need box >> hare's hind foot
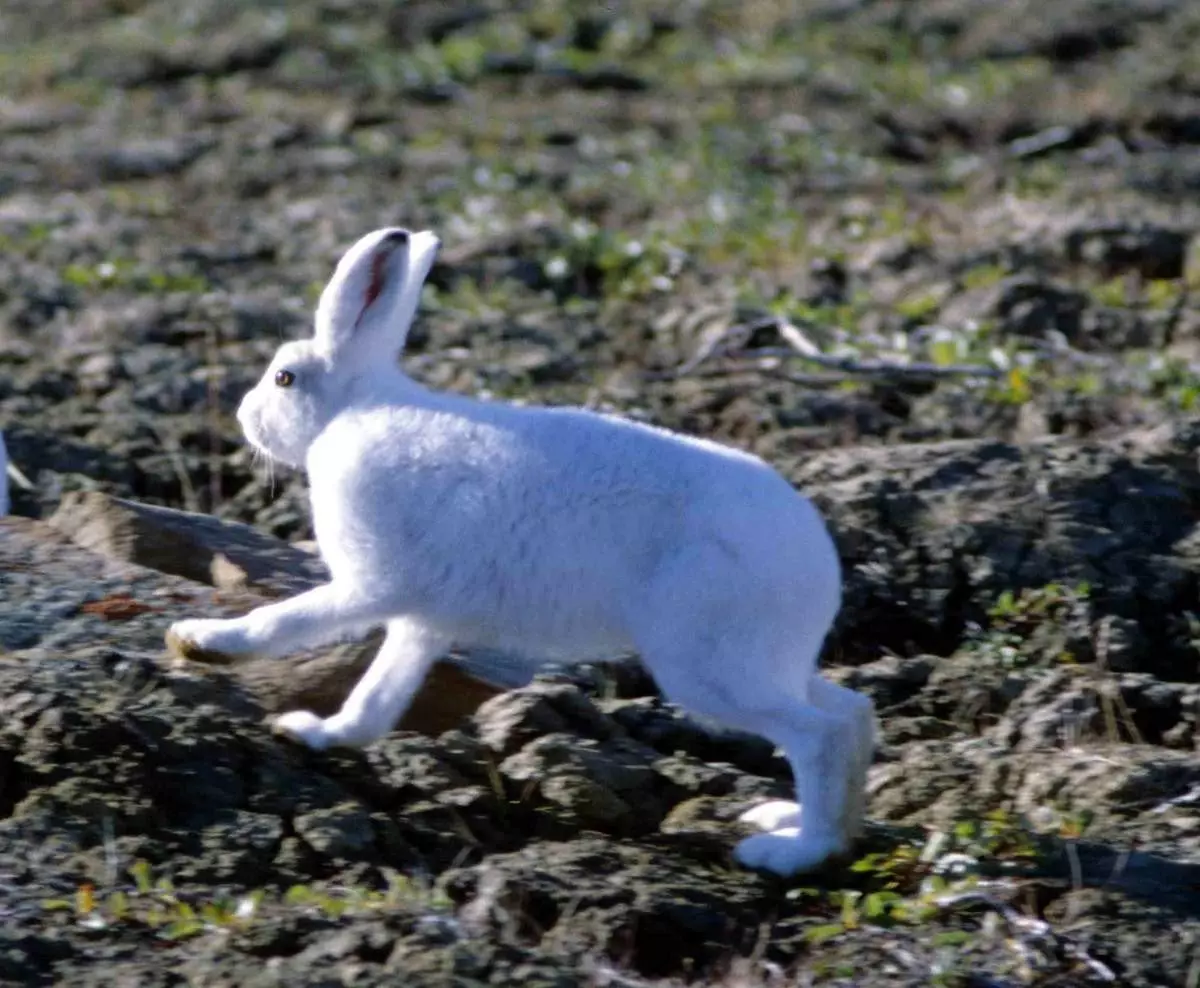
[734,828,848,876]
[738,799,801,832]
[271,706,395,750]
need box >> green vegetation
[61,260,209,295]
[965,583,1093,670]
[40,860,452,942]
[783,806,1077,987]
[2,0,1185,429]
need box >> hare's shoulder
[306,403,531,482]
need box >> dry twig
[674,315,1003,382]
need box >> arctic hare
[166,228,875,876]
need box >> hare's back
[308,400,816,561]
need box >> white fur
[167,227,875,876]
[0,431,8,515]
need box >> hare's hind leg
[809,678,875,840]
[738,679,875,841]
[632,539,856,875]
[731,700,858,875]
[274,618,449,750]
[634,608,861,875]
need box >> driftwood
[48,491,326,597]
[45,492,530,736]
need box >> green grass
[61,260,209,295]
[965,583,1093,671]
[40,859,452,942]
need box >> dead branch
[674,315,1003,381]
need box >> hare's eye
[274,369,295,388]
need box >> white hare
[166,227,875,876]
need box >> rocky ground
[3,0,1200,984]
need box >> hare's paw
[273,709,390,750]
[739,799,801,832]
[734,829,846,877]
[166,619,256,665]
[272,710,335,750]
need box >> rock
[473,682,622,757]
[551,65,650,92]
[599,696,784,778]
[1064,223,1191,280]
[94,137,214,181]
[832,655,936,708]
[294,802,378,860]
[0,97,88,135]
[443,838,767,976]
[786,420,1200,681]
[987,668,1109,749]
[985,275,1089,341]
[955,0,1174,62]
[498,733,666,833]
[77,27,287,87]
[386,2,494,47]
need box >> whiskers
[250,444,279,499]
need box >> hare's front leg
[274,619,449,749]
[167,584,390,663]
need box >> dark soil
[3,1,1200,985]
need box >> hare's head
[237,227,440,467]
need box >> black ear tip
[383,229,410,245]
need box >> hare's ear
[313,227,440,363]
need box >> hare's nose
[235,392,253,426]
